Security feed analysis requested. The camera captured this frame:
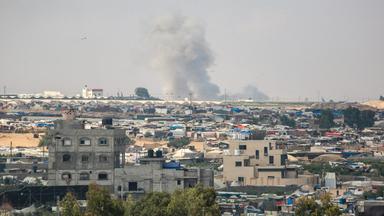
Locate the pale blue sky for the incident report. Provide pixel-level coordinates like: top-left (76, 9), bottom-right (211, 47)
top-left (0, 0), bottom-right (383, 101)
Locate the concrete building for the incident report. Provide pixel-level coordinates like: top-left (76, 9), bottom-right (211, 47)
top-left (91, 89), bottom-right (103, 98)
top-left (223, 140), bottom-right (316, 186)
top-left (82, 85), bottom-right (103, 98)
top-left (115, 154), bottom-right (213, 198)
top-left (42, 91), bottom-right (64, 98)
top-left (47, 111), bottom-right (213, 196)
top-left (47, 116), bottom-right (126, 191)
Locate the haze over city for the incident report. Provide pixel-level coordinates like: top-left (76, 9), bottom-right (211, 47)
top-left (3, 1), bottom-right (384, 215)
top-left (1, 0), bottom-right (383, 101)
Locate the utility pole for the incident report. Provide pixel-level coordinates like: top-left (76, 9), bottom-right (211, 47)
top-left (224, 88), bottom-right (227, 104)
top-left (3, 86), bottom-right (6, 96)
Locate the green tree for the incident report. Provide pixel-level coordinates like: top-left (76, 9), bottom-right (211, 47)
top-left (320, 193), bottom-right (342, 216)
top-left (360, 110), bottom-right (375, 129)
top-left (123, 195), bottom-right (136, 216)
top-left (280, 115), bottom-right (296, 128)
top-left (186, 185), bottom-right (220, 216)
top-left (166, 190), bottom-right (188, 216)
top-left (85, 183), bottom-right (123, 216)
top-left (130, 192), bottom-right (171, 216)
top-left (343, 107), bottom-right (375, 129)
top-left (294, 196), bottom-right (320, 216)
top-left (167, 185), bottom-right (219, 216)
top-left (60, 192), bottom-right (81, 216)
top-left (134, 87), bottom-right (150, 99)
top-left (319, 109), bottom-right (335, 129)
top-left (343, 107), bottom-right (360, 128)
top-left (295, 193), bottom-right (341, 216)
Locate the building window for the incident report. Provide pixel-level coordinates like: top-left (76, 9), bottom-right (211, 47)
top-left (269, 156), bottom-right (274, 164)
top-left (244, 159), bottom-right (250, 166)
top-left (177, 180), bottom-right (181, 185)
top-left (79, 138), bottom-right (91, 145)
top-left (98, 138), bottom-right (108, 145)
top-left (128, 182), bottom-right (138, 191)
top-left (117, 186), bottom-right (122, 191)
top-left (264, 147), bottom-right (268, 156)
top-left (61, 172), bottom-right (71, 180)
top-left (62, 154), bottom-right (71, 162)
top-left (268, 176), bottom-right (275, 179)
top-left (63, 139), bottom-right (72, 146)
top-left (81, 155), bottom-right (89, 163)
top-left (239, 144), bottom-right (247, 150)
top-left (238, 177), bottom-right (244, 182)
top-left (255, 150), bottom-right (259, 159)
top-left (79, 172), bottom-right (90, 180)
top-left (235, 161), bottom-right (242, 167)
top-left (99, 155), bottom-right (108, 163)
top-left (98, 173), bottom-right (108, 180)
top-left (281, 154), bottom-right (288, 166)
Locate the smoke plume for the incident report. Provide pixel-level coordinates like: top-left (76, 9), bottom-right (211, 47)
top-left (150, 15), bottom-right (220, 100)
top-left (232, 85), bottom-right (269, 101)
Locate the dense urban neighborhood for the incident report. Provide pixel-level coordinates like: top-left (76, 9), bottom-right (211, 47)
top-left (0, 97), bottom-right (384, 215)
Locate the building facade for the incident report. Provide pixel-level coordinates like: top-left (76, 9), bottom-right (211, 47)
top-left (47, 115), bottom-right (213, 196)
top-left (47, 119), bottom-right (127, 191)
top-left (114, 156), bottom-right (213, 198)
top-left (81, 85), bottom-right (103, 98)
top-left (223, 140), bottom-right (316, 186)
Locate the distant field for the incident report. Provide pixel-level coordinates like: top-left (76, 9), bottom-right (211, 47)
top-left (0, 133), bottom-right (40, 148)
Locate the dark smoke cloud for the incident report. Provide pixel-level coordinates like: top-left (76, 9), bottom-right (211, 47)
top-left (150, 15), bottom-right (220, 100)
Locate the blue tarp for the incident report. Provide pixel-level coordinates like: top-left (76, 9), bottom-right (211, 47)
top-left (163, 161), bottom-right (181, 169)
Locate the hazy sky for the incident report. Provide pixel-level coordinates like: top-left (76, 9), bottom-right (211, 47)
top-left (0, 0), bottom-right (383, 101)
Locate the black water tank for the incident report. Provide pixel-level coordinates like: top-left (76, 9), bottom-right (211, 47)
top-left (155, 150), bottom-right (163, 158)
top-left (102, 117), bottom-right (113, 126)
top-left (148, 149), bottom-right (154, 158)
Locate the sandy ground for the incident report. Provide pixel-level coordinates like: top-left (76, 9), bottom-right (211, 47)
top-left (363, 100), bottom-right (384, 109)
top-left (134, 138), bottom-right (168, 148)
top-left (0, 133), bottom-right (41, 147)
top-left (189, 141), bottom-right (205, 152)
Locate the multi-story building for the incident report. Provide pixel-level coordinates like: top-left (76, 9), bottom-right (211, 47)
top-left (47, 114), bottom-right (127, 191)
top-left (81, 85), bottom-right (103, 98)
top-left (223, 140), bottom-right (316, 186)
top-left (114, 153), bottom-right (213, 198)
top-left (47, 110), bottom-right (213, 196)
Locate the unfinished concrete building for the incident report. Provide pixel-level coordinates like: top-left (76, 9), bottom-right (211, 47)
top-left (47, 113), bottom-right (127, 191)
top-left (47, 111), bottom-right (213, 197)
top-left (114, 152), bottom-right (213, 198)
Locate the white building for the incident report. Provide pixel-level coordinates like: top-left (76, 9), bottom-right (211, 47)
top-left (18, 91), bottom-right (64, 99)
top-left (82, 85), bottom-right (103, 98)
top-left (91, 89), bottom-right (103, 98)
top-left (42, 91), bottom-right (64, 98)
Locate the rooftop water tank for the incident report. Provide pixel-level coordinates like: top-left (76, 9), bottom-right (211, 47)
top-left (155, 150), bottom-right (163, 158)
top-left (147, 149), bottom-right (154, 158)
